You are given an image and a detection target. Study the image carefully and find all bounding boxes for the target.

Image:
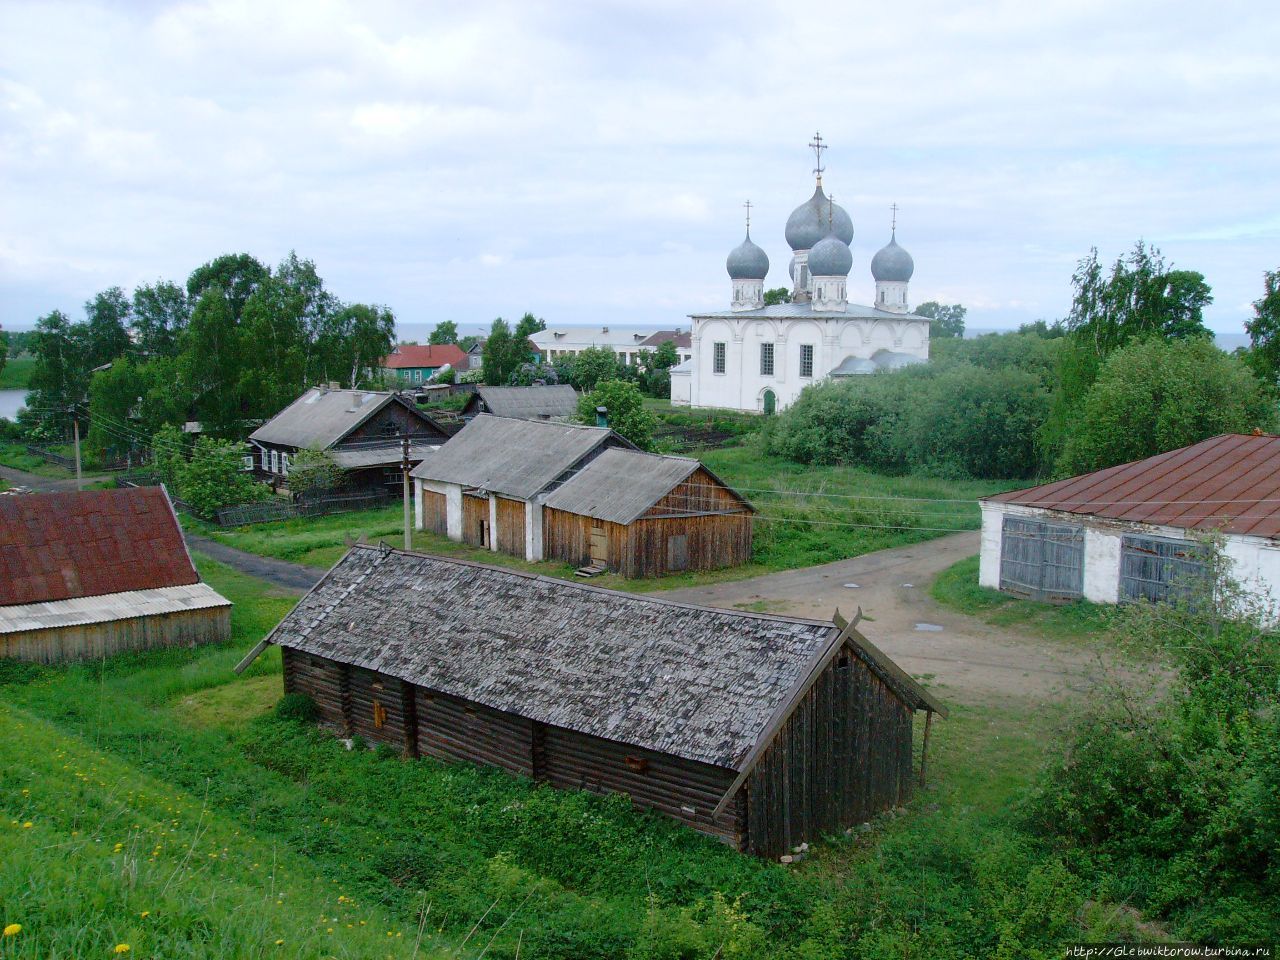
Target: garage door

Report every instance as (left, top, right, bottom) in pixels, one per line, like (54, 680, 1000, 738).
(999, 516, 1084, 602)
(1119, 535, 1208, 605)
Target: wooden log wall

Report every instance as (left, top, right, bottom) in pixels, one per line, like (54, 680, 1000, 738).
(420, 491, 447, 535)
(415, 688, 534, 777)
(461, 493, 487, 547)
(745, 648, 914, 858)
(282, 648, 350, 733)
(1, 607, 230, 664)
(494, 496, 526, 557)
(348, 666, 413, 748)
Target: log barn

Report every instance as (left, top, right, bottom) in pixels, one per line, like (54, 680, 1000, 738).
(541, 447, 754, 576)
(243, 545, 945, 857)
(410, 414, 632, 559)
(0, 487, 231, 663)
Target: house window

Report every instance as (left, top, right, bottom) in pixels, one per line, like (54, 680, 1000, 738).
(760, 342, 774, 376)
(800, 344, 814, 378)
(380, 421, 399, 439)
(713, 341, 726, 374)
(241, 455, 254, 472)
(270, 450, 280, 474)
(414, 369, 423, 382)
(281, 453, 290, 476)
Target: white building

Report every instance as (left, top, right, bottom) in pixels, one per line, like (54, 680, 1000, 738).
(530, 326, 657, 367)
(674, 141, 929, 413)
(978, 434, 1280, 618)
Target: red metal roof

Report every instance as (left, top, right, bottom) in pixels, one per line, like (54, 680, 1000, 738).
(0, 487, 199, 607)
(640, 329, 692, 349)
(986, 434, 1280, 539)
(381, 344, 467, 370)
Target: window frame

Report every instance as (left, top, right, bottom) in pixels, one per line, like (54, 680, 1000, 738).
(799, 344, 814, 378)
(760, 342, 775, 377)
(712, 341, 727, 375)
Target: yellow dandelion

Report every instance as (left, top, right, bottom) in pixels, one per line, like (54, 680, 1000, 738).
(140, 911, 150, 919)
(3, 924, 21, 937)
(114, 944, 131, 954)
(275, 940, 284, 946)
(21, 822, 32, 829)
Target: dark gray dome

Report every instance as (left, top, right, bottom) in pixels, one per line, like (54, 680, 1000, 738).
(726, 231, 769, 280)
(807, 232, 852, 277)
(785, 185, 853, 251)
(871, 233, 914, 282)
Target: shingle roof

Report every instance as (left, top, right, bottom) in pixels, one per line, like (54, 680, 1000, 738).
(381, 344, 467, 370)
(267, 545, 843, 769)
(0, 487, 198, 606)
(471, 385, 580, 420)
(410, 414, 626, 500)
(542, 448, 751, 525)
(249, 388, 439, 450)
(985, 434, 1280, 539)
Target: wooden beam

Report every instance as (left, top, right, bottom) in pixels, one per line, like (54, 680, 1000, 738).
(233, 638, 271, 675)
(919, 710, 934, 788)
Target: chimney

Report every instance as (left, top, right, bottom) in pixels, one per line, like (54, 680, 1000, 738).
(595, 406, 608, 428)
(328, 381, 340, 390)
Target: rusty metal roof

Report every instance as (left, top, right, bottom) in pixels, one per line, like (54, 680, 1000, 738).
(0, 487, 199, 606)
(985, 434, 1280, 539)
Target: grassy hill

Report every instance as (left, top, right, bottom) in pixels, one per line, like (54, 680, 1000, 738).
(0, 355, 35, 389)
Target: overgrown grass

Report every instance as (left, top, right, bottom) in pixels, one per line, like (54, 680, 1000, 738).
(931, 555, 1117, 644)
(0, 440, 70, 477)
(0, 355, 35, 389)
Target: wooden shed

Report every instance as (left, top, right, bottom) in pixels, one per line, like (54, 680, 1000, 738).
(541, 447, 754, 577)
(460, 385, 580, 421)
(0, 487, 231, 663)
(241, 545, 945, 857)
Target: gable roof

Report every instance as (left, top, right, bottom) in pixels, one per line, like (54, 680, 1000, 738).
(410, 414, 629, 500)
(0, 487, 198, 607)
(249, 388, 442, 450)
(530, 327, 656, 349)
(985, 434, 1280, 539)
(381, 344, 467, 370)
(640, 329, 692, 349)
(467, 385, 580, 420)
(542, 447, 752, 525)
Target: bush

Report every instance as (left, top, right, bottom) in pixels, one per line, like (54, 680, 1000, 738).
(579, 380, 657, 450)
(274, 692, 318, 723)
(286, 448, 348, 499)
(175, 436, 272, 519)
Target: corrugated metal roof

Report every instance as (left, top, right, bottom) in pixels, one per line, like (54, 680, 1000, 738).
(409, 414, 626, 500)
(328, 441, 439, 470)
(250, 388, 396, 449)
(986, 434, 1280, 539)
(542, 448, 701, 524)
(381, 344, 467, 370)
(0, 487, 199, 607)
(471, 385, 580, 420)
(0, 582, 230, 635)
(530, 327, 656, 349)
(639, 330, 692, 349)
(268, 546, 840, 769)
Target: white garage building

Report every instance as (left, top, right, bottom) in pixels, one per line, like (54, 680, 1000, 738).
(979, 434, 1280, 611)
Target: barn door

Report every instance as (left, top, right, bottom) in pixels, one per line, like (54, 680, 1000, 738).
(480, 520, 491, 548)
(666, 534, 689, 572)
(589, 525, 607, 566)
(1119, 535, 1208, 605)
(999, 516, 1084, 602)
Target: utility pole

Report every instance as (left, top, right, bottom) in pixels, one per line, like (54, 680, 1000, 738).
(71, 408, 83, 491)
(401, 432, 412, 551)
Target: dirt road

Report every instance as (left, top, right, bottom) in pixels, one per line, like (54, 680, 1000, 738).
(663, 532, 1101, 705)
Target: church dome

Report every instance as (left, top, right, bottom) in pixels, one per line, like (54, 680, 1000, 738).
(871, 233, 914, 282)
(785, 185, 853, 251)
(726, 231, 769, 280)
(807, 232, 852, 277)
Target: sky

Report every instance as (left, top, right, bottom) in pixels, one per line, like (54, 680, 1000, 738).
(1, 0, 1277, 338)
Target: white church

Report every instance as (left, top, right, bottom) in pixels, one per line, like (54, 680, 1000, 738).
(671, 137, 929, 413)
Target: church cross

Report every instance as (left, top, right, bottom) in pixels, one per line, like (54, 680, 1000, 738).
(809, 131, 826, 181)
(743, 199, 753, 233)
(890, 202, 899, 232)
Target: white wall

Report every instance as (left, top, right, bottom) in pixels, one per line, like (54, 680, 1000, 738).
(670, 368, 691, 406)
(413, 478, 463, 540)
(980, 500, 1280, 619)
(525, 499, 544, 561)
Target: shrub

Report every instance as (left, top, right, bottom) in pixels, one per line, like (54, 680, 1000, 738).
(274, 692, 318, 723)
(175, 436, 271, 519)
(286, 448, 348, 499)
(579, 380, 657, 450)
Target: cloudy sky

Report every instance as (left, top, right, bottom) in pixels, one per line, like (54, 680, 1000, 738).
(2, 0, 1276, 336)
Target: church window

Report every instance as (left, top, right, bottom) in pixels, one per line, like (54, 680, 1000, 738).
(760, 342, 774, 376)
(713, 342, 726, 374)
(800, 344, 814, 378)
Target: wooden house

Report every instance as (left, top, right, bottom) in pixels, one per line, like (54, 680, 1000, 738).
(410, 414, 631, 559)
(249, 386, 451, 495)
(380, 344, 468, 385)
(460, 385, 580, 421)
(239, 545, 946, 857)
(0, 487, 231, 663)
(541, 447, 754, 577)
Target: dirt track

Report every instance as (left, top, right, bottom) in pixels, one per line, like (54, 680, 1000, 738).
(662, 532, 1102, 706)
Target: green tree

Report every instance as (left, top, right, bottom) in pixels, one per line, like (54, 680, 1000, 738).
(85, 357, 148, 461)
(764, 287, 791, 306)
(319, 303, 395, 388)
(1244, 268, 1280, 385)
(428, 320, 459, 345)
(131, 280, 190, 358)
(27, 310, 91, 427)
(915, 301, 967, 338)
(181, 287, 245, 437)
(84, 287, 133, 366)
(186, 253, 269, 320)
(567, 346, 623, 392)
(175, 435, 270, 519)
(287, 448, 349, 499)
(151, 424, 190, 488)
(513, 312, 546, 341)
(481, 318, 522, 385)
(0, 328, 7, 383)
(1058, 337, 1275, 475)
(578, 379, 655, 450)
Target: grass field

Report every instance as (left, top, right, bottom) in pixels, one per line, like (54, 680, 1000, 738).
(197, 448, 1016, 591)
(0, 441, 73, 478)
(0, 355, 35, 389)
(0, 554, 1147, 958)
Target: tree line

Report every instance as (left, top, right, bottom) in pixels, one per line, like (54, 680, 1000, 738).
(764, 242, 1280, 480)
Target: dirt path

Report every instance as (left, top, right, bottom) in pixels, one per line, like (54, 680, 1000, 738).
(0, 463, 110, 492)
(662, 532, 1102, 706)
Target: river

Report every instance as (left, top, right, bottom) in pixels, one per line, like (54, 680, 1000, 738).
(0, 389, 29, 421)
